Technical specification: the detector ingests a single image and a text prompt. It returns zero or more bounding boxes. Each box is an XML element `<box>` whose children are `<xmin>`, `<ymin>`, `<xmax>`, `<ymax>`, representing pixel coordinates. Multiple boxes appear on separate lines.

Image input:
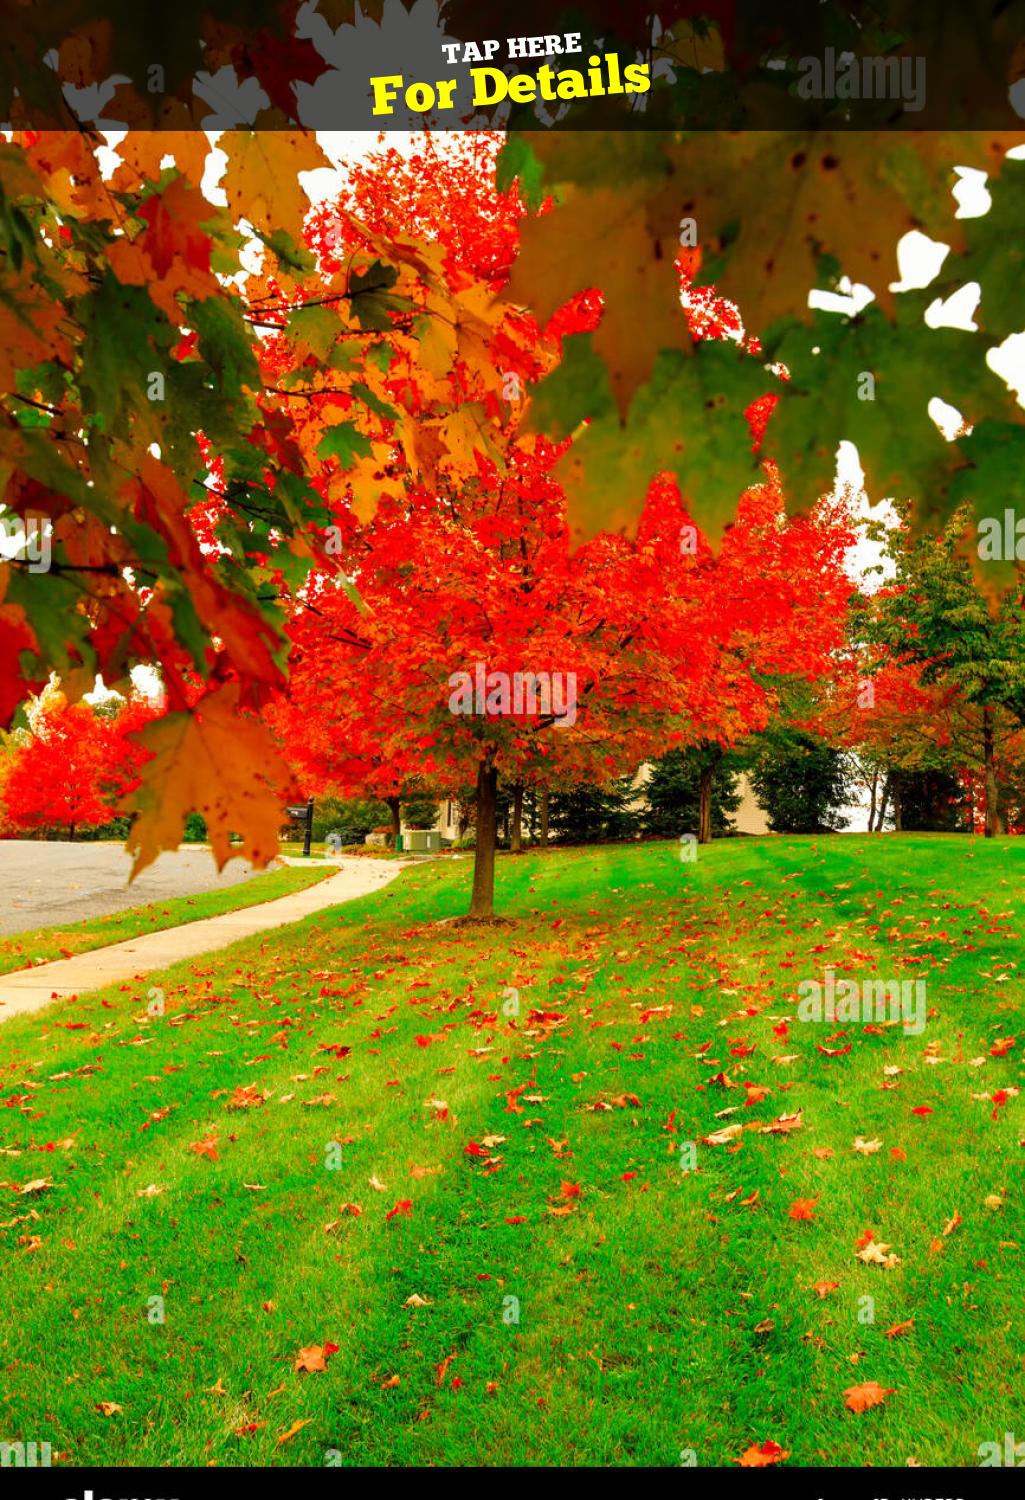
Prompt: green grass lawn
<box><xmin>0</xmin><ymin>834</ymin><xmax>1022</xmax><ymax>1468</ymax></box>
<box><xmin>0</xmin><ymin>864</ymin><xmax>335</xmax><ymax>976</ymax></box>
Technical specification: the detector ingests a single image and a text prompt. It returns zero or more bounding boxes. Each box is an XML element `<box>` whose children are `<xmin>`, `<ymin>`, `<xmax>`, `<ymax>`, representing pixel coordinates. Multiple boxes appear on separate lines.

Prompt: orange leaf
<box><xmin>844</xmin><ymin>1381</ymin><xmax>894</xmax><ymax>1413</ymax></box>
<box><xmin>276</xmin><ymin>1418</ymin><xmax>314</xmax><ymax>1446</ymax></box>
<box><xmin>737</xmin><ymin>1439</ymin><xmax>790</xmax><ymax>1467</ymax></box>
<box><xmin>125</xmin><ymin>680</ymin><xmax>293</xmax><ymax>878</ymax></box>
<box><xmin>294</xmin><ymin>1344</ymin><xmax>336</xmax><ymax>1374</ymax></box>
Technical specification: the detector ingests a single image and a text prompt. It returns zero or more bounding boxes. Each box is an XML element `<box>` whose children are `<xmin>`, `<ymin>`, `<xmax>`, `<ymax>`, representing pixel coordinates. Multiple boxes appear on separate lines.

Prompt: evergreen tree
<box><xmin>547</xmin><ymin>777</ymin><xmax>639</xmax><ymax>844</ymax></box>
<box><xmin>894</xmin><ymin>769</ymin><xmax>971</xmax><ymax>833</ymax></box>
<box><xmin>641</xmin><ymin>748</ymin><xmax>741</xmax><ymax>838</ymax></box>
<box><xmin>751</xmin><ymin>731</ymin><xmax>851</xmax><ymax>834</ymax></box>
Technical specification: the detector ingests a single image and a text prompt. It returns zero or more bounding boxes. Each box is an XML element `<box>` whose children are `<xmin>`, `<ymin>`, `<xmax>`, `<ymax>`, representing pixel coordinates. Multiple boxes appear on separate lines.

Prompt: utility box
<box><xmin>404</xmin><ymin>829</ymin><xmax>440</xmax><ymax>854</ymax></box>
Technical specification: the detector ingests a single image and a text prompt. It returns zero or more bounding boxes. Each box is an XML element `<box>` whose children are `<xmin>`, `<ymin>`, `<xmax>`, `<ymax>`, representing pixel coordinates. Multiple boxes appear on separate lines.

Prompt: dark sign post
<box><xmin>285</xmin><ymin>799</ymin><xmax>315</xmax><ymax>857</ymax></box>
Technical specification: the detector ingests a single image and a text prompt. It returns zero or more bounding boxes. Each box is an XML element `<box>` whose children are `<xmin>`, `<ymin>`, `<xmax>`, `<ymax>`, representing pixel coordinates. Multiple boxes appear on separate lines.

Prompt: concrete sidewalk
<box><xmin>0</xmin><ymin>857</ymin><xmax>407</xmax><ymax>1022</ymax></box>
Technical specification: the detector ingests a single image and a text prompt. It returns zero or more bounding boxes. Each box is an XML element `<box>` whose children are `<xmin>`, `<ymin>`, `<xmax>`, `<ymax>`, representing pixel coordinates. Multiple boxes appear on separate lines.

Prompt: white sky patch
<box><xmin>928</xmin><ymin>395</ymin><xmax>968</xmax><ymax>440</ymax></box>
<box><xmin>303</xmin><ymin>129</ymin><xmax>460</xmax><ymax>203</ymax></box>
<box><xmin>890</xmin><ymin>229</ymin><xmax>949</xmax><ymax>292</ymax></box>
<box><xmin>925</xmin><ymin>280</ymin><xmax>979</xmax><ymax>330</ymax></box>
<box><xmin>84</xmin><ymin>665</ymin><xmax>164</xmax><ymax>707</ymax></box>
<box><xmin>809</xmin><ymin>276</ymin><xmax>875</xmax><ymax>316</ymax></box>
<box><xmin>130</xmin><ymin>664</ymin><xmax>165</xmax><ymax>701</ymax></box>
<box><xmin>989</xmin><ymin>331</ymin><xmax>1025</xmax><ymax>403</ymax></box>
<box><xmin>952</xmin><ymin>165</ymin><xmax>991</xmax><ymax>217</ymax></box>
<box><xmin>837</xmin><ymin>443</ymin><xmax>898</xmax><ymax>593</ymax></box>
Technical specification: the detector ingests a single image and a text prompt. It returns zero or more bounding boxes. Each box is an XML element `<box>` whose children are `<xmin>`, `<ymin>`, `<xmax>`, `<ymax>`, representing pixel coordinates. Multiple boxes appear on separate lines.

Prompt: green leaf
<box><xmin>347</xmin><ymin>261</ymin><xmax>411</xmax><ymax>331</ymax></box>
<box><xmin>191</xmin><ymin>296</ymin><xmax>261</xmax><ymax>398</ymax></box>
<box><xmin>252</xmin><ymin>226</ymin><xmax>317</xmax><ymax>276</ymax></box>
<box><xmin>763</xmin><ymin>296</ymin><xmax>1020</xmax><ymax>510</ymax></box>
<box><xmin>495</xmin><ymin>135</ymin><xmax>546</xmax><ymax>210</ymax></box>
<box><xmin>349</xmin><ymin>380</ymin><xmax>397</xmax><ymax>421</ymax></box>
<box><xmin>528</xmin><ymin>333</ymin><xmax>617</xmax><ymax>436</ymax></box>
<box><xmin>285</xmin><ymin>303</ymin><xmax>344</xmax><ymax>362</ymax></box>
<box><xmin>317</xmin><ymin>423</ymin><xmax>374</xmax><ymax>467</ymax></box>
<box><xmin>77</xmin><ymin>274</ymin><xmax>165</xmax><ymax>421</ymax></box>
<box><xmin>542</xmin><ymin>342</ymin><xmax>773</xmax><ymax>540</ymax></box>
<box><xmin>936</xmin><ymin>157</ymin><xmax>1025</xmax><ymax>342</ymax></box>
<box><xmin>949</xmin><ymin>422</ymin><xmax>1025</xmax><ymax>590</ymax></box>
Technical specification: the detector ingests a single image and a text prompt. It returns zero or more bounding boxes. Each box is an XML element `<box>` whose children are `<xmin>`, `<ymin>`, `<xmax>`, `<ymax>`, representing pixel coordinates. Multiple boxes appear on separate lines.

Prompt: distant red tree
<box><xmin>2</xmin><ymin>692</ymin><xmax>158</xmax><ymax>840</ymax></box>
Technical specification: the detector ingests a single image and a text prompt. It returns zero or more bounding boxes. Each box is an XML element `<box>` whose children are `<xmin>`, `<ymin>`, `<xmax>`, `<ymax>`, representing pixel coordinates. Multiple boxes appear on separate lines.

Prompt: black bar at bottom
<box><xmin>2</xmin><ymin>1465</ymin><xmax>1021</xmax><ymax>1496</ymax></box>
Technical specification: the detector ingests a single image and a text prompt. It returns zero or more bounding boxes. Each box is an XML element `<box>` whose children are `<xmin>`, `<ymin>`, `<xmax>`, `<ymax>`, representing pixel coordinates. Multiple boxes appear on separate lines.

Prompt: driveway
<box><xmin>0</xmin><ymin>839</ymin><xmax>271</xmax><ymax>937</ymax></box>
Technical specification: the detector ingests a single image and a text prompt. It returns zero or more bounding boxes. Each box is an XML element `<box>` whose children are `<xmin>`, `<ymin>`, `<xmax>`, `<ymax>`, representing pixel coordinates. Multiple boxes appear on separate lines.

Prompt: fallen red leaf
<box><xmin>737</xmin><ymin>1439</ymin><xmax>790</xmax><ymax>1467</ymax></box>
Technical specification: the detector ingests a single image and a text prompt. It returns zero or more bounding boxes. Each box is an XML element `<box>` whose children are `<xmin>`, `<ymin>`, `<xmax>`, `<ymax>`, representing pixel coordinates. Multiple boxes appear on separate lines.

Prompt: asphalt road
<box><xmin>0</xmin><ymin>840</ymin><xmax>269</xmax><ymax>937</ymax></box>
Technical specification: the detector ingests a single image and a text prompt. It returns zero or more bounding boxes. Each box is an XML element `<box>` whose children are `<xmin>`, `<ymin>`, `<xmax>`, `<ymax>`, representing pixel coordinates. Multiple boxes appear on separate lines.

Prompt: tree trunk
<box><xmin>510</xmin><ymin>783</ymin><xmax>524</xmax><ymax>854</ymax></box>
<box><xmin>892</xmin><ymin>775</ymin><xmax>903</xmax><ymax>832</ymax></box>
<box><xmin>538</xmin><ymin>787</ymin><xmax>549</xmax><ymax>848</ymax></box>
<box><xmin>697</xmin><ymin>765</ymin><xmax>713</xmax><ymax>845</ymax></box>
<box><xmin>983</xmin><ymin>705</ymin><xmax>998</xmax><ymax>838</ymax></box>
<box><xmin>468</xmin><ymin>759</ymin><xmax>498</xmax><ymax>918</ymax></box>
<box><xmin>386</xmin><ymin>796</ymin><xmax>401</xmax><ymax>845</ymax></box>
<box><xmin>68</xmin><ymin>822</ymin><xmax>75</xmax><ymax>841</ymax></box>
<box><xmin>867</xmin><ymin>770</ymin><xmax>878</xmax><ymax>833</ymax></box>
<box><xmin>875</xmin><ymin>775</ymin><xmax>891</xmax><ymax>832</ymax></box>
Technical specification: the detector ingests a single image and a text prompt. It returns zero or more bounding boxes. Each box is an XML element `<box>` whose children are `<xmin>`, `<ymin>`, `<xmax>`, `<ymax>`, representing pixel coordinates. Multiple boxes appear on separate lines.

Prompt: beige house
<box><xmin>733</xmin><ymin>772</ymin><xmax>771</xmax><ymax>835</ymax></box>
<box><xmin>627</xmin><ymin>763</ymin><xmax>769</xmax><ymax>836</ymax></box>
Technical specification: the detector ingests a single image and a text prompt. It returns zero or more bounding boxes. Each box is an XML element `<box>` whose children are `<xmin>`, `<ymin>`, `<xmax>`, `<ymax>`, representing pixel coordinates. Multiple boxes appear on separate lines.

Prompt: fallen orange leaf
<box><xmin>844</xmin><ymin>1381</ymin><xmax>894</xmax><ymax>1413</ymax></box>
<box><xmin>737</xmin><ymin>1439</ymin><xmax>790</xmax><ymax>1467</ymax></box>
<box><xmin>276</xmin><ymin>1418</ymin><xmax>313</xmax><ymax>1446</ymax></box>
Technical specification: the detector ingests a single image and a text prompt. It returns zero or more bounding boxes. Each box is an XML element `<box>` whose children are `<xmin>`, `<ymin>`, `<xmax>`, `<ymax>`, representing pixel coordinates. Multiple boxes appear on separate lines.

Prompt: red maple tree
<box><xmin>2</xmin><ymin>691</ymin><xmax>158</xmax><ymax>840</ymax></box>
<box><xmin>267</xmin><ymin>141</ymin><xmax>856</xmax><ymax>917</ymax></box>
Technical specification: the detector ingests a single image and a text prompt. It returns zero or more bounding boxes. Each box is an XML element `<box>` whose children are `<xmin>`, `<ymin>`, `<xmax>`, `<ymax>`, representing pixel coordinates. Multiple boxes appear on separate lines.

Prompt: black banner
<box><xmin>1</xmin><ymin>0</ymin><xmax>1024</xmax><ymax>131</ymax></box>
